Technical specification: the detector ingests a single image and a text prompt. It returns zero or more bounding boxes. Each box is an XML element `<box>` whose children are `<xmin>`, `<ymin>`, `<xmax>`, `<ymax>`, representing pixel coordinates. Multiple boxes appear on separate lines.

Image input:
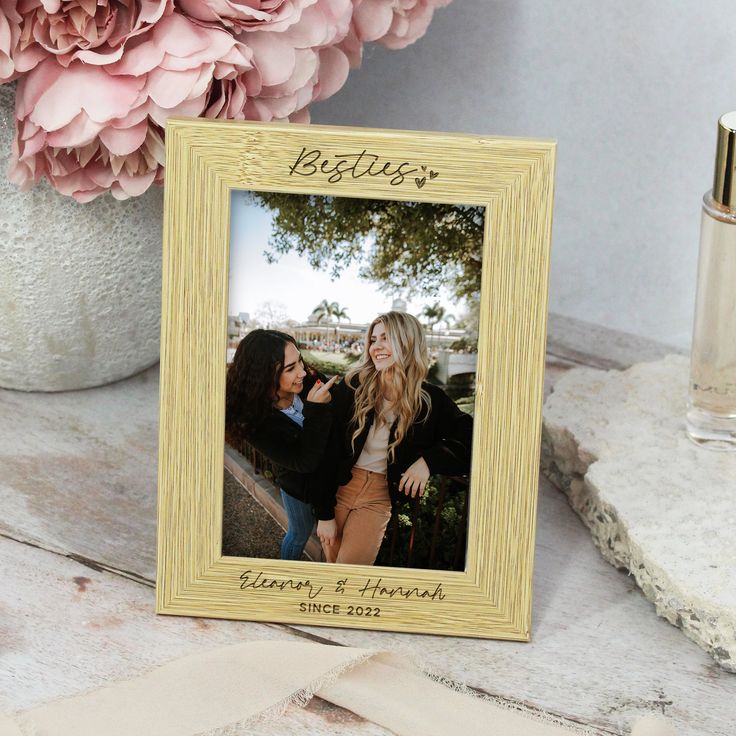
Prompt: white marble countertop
<box><xmin>1</xmin><ymin>315</ymin><xmax>733</xmax><ymax>736</ymax></box>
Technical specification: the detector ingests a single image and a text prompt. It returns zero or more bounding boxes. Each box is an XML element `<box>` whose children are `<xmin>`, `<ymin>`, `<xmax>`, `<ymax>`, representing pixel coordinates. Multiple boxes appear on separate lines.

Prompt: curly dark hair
<box><xmin>226</xmin><ymin>329</ymin><xmax>310</xmax><ymax>444</ymax></box>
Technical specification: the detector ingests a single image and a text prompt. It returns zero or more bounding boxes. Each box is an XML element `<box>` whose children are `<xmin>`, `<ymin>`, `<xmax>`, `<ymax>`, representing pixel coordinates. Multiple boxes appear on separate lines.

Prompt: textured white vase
<box><xmin>0</xmin><ymin>83</ymin><xmax>163</xmax><ymax>391</ymax></box>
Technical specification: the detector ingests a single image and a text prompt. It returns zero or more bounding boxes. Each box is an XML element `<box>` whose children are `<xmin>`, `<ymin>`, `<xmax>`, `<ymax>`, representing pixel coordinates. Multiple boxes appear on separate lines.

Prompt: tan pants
<box><xmin>323</xmin><ymin>467</ymin><xmax>392</xmax><ymax>565</ymax></box>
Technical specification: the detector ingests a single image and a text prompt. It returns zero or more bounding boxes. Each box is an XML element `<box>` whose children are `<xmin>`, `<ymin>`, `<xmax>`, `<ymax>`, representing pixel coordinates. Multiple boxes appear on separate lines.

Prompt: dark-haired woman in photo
<box><xmin>319</xmin><ymin>311</ymin><xmax>473</xmax><ymax>566</ymax></box>
<box><xmin>225</xmin><ymin>330</ymin><xmax>337</xmax><ymax>561</ymax></box>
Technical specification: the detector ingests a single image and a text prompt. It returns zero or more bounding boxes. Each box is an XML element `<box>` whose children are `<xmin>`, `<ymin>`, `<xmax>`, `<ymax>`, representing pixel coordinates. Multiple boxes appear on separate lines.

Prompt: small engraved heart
<box><xmin>429</xmin><ymin>170</ymin><xmax>439</xmax><ymax>180</ymax></box>
<box><xmin>415</xmin><ymin>176</ymin><xmax>427</xmax><ymax>189</ymax></box>
<box><xmin>421</xmin><ymin>165</ymin><xmax>427</xmax><ymax>172</ymax></box>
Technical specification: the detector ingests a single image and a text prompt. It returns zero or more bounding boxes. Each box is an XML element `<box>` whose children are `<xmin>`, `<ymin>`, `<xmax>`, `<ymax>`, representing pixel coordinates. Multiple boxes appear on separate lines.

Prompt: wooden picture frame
<box><xmin>156</xmin><ymin>119</ymin><xmax>555</xmax><ymax>639</ymax></box>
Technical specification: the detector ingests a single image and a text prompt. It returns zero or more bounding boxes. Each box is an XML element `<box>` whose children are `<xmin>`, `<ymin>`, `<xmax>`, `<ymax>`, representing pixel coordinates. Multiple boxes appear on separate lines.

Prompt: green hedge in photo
<box><xmin>301</xmin><ymin>349</ymin><xmax>357</xmax><ymax>377</ymax></box>
<box><xmin>375</xmin><ymin>475</ymin><xmax>468</xmax><ymax>571</ymax></box>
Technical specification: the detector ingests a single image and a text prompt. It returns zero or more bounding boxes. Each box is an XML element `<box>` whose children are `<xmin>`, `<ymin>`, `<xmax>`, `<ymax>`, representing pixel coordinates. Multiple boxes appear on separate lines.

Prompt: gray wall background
<box><xmin>312</xmin><ymin>1</ymin><xmax>733</xmax><ymax>349</ymax></box>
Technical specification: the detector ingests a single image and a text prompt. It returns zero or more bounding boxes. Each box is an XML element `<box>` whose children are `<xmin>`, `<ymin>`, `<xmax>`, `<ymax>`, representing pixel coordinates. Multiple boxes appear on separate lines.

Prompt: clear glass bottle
<box><xmin>686</xmin><ymin>112</ymin><xmax>736</xmax><ymax>450</ymax></box>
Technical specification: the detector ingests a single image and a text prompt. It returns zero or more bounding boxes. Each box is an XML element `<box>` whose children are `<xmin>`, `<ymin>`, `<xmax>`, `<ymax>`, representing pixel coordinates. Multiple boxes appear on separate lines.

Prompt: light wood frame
<box><xmin>156</xmin><ymin>119</ymin><xmax>555</xmax><ymax>639</ymax></box>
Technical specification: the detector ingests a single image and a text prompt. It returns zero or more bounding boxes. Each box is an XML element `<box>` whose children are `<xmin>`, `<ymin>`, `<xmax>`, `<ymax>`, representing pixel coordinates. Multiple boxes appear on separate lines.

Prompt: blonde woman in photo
<box><xmin>317</xmin><ymin>311</ymin><xmax>473</xmax><ymax>566</ymax></box>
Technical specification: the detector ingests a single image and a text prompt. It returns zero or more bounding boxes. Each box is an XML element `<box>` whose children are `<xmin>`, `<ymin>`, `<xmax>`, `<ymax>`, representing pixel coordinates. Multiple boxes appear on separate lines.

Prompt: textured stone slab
<box><xmin>541</xmin><ymin>354</ymin><xmax>736</xmax><ymax>672</ymax></box>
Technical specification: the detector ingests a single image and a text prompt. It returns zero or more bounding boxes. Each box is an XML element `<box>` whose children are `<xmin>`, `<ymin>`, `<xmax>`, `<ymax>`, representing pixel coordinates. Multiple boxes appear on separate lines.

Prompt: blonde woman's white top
<box><xmin>355</xmin><ymin>407</ymin><xmax>395</xmax><ymax>475</ymax></box>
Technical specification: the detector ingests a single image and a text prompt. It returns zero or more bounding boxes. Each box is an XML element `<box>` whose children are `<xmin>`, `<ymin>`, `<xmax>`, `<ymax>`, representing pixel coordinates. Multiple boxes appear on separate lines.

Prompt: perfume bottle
<box><xmin>686</xmin><ymin>112</ymin><xmax>736</xmax><ymax>450</ymax></box>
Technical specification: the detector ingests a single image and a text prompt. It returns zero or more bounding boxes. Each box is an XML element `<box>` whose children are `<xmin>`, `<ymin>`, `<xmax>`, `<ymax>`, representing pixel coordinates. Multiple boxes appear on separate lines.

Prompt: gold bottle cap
<box><xmin>712</xmin><ymin>111</ymin><xmax>736</xmax><ymax>208</ymax></box>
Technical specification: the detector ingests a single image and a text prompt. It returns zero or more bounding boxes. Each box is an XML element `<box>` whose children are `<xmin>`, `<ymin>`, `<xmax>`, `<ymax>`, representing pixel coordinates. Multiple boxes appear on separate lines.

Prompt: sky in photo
<box><xmin>228</xmin><ymin>190</ymin><xmax>465</xmax><ymax>326</ymax></box>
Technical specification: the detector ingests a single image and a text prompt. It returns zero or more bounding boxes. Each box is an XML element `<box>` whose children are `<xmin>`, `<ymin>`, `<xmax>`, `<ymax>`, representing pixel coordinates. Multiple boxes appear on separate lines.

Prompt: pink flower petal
<box><xmin>144</xmin><ymin>93</ymin><xmax>207</xmax><ymax>126</ymax></box>
<box><xmin>256</xmin><ymin>90</ymin><xmax>299</xmax><ymax>118</ymax></box>
<box><xmin>177</xmin><ymin>0</ymin><xmax>313</xmax><ymax>31</ymax></box>
<box><xmin>75</xmin><ymin>44</ymin><xmax>126</xmax><ymax>66</ymax></box>
<box><xmin>352</xmin><ymin>0</ymin><xmax>393</xmax><ymax>42</ymax></box>
<box><xmin>46</xmin><ymin>111</ymin><xmax>104</xmax><ymax>147</ymax></box>
<box><xmin>50</xmin><ymin>168</ymin><xmax>100</xmax><ymax>198</ymax></box>
<box><xmin>15</xmin><ymin>58</ymin><xmax>64</xmax><ymax>118</ymax></box>
<box><xmin>73</xmin><ymin>189</ymin><xmax>105</xmax><ymax>203</ymax></box>
<box><xmin>146</xmin><ymin>65</ymin><xmax>204</xmax><ymax>108</ymax></box>
<box><xmin>152</xmin><ymin>14</ymin><xmax>216</xmax><ymax>59</ymax></box>
<box><xmin>114</xmin><ymin>168</ymin><xmax>156</xmax><ymax>198</ymax></box>
<box><xmin>85</xmin><ymin>160</ymin><xmax>116</xmax><ymax>187</ymax></box>
<box><xmin>18</xmin><ymin>126</ymin><xmax>48</xmax><ymax>159</ymax></box>
<box><xmin>144</xmin><ymin>126</ymin><xmax>165</xmax><ymax>163</ymax></box>
<box><xmin>190</xmin><ymin>63</ymin><xmax>216</xmax><ymax>97</ymax></box>
<box><xmin>293</xmin><ymin>80</ymin><xmax>315</xmax><ymax>109</ymax></box>
<box><xmin>377</xmin><ymin>0</ymin><xmax>450</xmax><ymax>49</ymax></box>
<box><xmin>337</xmin><ymin>27</ymin><xmax>363</xmax><ymax>68</ymax></box>
<box><xmin>313</xmin><ymin>45</ymin><xmax>348</xmax><ymax>101</ymax></box>
<box><xmin>243</xmin><ymin>67</ymin><xmax>262</xmax><ymax>96</ymax></box>
<box><xmin>175</xmin><ymin>0</ymin><xmax>221</xmax><ymax>24</ymax></box>
<box><xmin>0</xmin><ymin>57</ymin><xmax>15</xmax><ymax>84</ymax></box>
<box><xmin>98</xmin><ymin>119</ymin><xmax>148</xmax><ymax>155</ymax></box>
<box><xmin>0</xmin><ymin>14</ymin><xmax>14</xmax><ymax>78</ymax></box>
<box><xmin>17</xmin><ymin>118</ymin><xmax>40</xmax><ymax>143</ymax></box>
<box><xmin>279</xmin><ymin>0</ymin><xmax>351</xmax><ymax>48</ymax></box>
<box><xmin>213</xmin><ymin>40</ymin><xmax>253</xmax><ymax>77</ymax></box>
<box><xmin>13</xmin><ymin>44</ymin><xmax>54</xmax><ymax>74</ymax></box>
<box><xmin>106</xmin><ymin>13</ymin><xmax>209</xmax><ymax>76</ymax></box>
<box><xmin>243</xmin><ymin>97</ymin><xmax>273</xmax><ymax>121</ymax></box>
<box><xmin>31</xmin><ymin>64</ymin><xmax>144</xmax><ymax>130</ymax></box>
<box><xmin>8</xmin><ymin>154</ymin><xmax>43</xmax><ymax>188</ymax></box>
<box><xmin>40</xmin><ymin>0</ymin><xmax>63</xmax><ymax>13</ymax></box>
<box><xmin>247</xmin><ymin>31</ymin><xmax>296</xmax><ymax>86</ymax></box>
<box><xmin>109</xmin><ymin>105</ymin><xmax>150</xmax><ymax>128</ymax></box>
<box><xmin>289</xmin><ymin>106</ymin><xmax>310</xmax><ymax>124</ymax></box>
<box><xmin>137</xmin><ymin>0</ymin><xmax>172</xmax><ymax>25</ymax></box>
<box><xmin>77</xmin><ymin>0</ymin><xmax>98</xmax><ymax>15</ymax></box>
<box><xmin>157</xmin><ymin>29</ymin><xmax>235</xmax><ymax>72</ymax></box>
<box><xmin>261</xmin><ymin>47</ymin><xmax>316</xmax><ymax>95</ymax></box>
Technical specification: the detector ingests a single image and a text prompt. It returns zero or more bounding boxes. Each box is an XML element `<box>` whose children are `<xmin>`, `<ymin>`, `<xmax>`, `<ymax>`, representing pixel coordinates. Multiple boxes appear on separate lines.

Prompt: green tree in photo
<box><xmin>250</xmin><ymin>192</ymin><xmax>484</xmax><ymax>302</ymax></box>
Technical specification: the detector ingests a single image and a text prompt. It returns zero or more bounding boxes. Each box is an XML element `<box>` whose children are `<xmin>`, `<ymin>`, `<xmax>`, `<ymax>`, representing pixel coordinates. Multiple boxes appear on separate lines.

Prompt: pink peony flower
<box><xmin>5</xmin><ymin>0</ymin><xmax>451</xmax><ymax>200</ymax></box>
<box><xmin>177</xmin><ymin>0</ymin><xmax>317</xmax><ymax>33</ymax></box>
<box><xmin>1</xmin><ymin>0</ymin><xmax>23</xmax><ymax>82</ymax></box>
<box><xmin>208</xmin><ymin>43</ymin><xmax>348</xmax><ymax>122</ymax></box>
<box><xmin>10</xmin><ymin>13</ymin><xmax>253</xmax><ymax>201</ymax></box>
<box><xmin>352</xmin><ymin>0</ymin><xmax>449</xmax><ymax>50</ymax></box>
<box><xmin>217</xmin><ymin>0</ymin><xmax>350</xmax><ymax>121</ymax></box>
<box><xmin>11</xmin><ymin>0</ymin><xmax>173</xmax><ymax>72</ymax></box>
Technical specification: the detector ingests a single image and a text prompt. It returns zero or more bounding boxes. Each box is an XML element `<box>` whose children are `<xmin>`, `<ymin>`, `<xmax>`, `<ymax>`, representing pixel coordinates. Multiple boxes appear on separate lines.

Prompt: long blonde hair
<box><xmin>345</xmin><ymin>311</ymin><xmax>431</xmax><ymax>461</ymax></box>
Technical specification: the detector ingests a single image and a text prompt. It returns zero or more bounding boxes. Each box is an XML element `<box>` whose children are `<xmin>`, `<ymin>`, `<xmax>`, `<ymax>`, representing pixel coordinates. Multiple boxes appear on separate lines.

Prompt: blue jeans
<box><xmin>280</xmin><ymin>490</ymin><xmax>315</xmax><ymax>561</ymax></box>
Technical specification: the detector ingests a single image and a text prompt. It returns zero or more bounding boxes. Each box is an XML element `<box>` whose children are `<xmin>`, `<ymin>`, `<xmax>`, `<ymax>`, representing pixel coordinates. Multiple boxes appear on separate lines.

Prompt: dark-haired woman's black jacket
<box><xmin>244</xmin><ymin>374</ymin><xmax>335</xmax><ymax>520</ymax></box>
<box><xmin>323</xmin><ymin>379</ymin><xmax>473</xmax><ymax>511</ymax></box>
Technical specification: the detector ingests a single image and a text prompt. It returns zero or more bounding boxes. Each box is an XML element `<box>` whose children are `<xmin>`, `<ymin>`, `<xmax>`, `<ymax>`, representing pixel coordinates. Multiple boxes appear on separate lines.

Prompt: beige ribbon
<box><xmin>1</xmin><ymin>640</ymin><xmax>676</xmax><ymax>736</ymax></box>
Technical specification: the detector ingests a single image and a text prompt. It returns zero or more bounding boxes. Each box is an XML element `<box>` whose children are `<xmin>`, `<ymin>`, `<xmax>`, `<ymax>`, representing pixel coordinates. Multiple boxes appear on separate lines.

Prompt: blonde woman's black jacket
<box><xmin>244</xmin><ymin>373</ymin><xmax>335</xmax><ymax>520</ymax></box>
<box><xmin>323</xmin><ymin>379</ymin><xmax>473</xmax><ymax>511</ymax></box>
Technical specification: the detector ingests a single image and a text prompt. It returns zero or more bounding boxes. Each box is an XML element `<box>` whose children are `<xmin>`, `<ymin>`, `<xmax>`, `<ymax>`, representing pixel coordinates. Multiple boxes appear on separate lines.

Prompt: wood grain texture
<box><xmin>0</xmin><ymin>536</ymin><xmax>389</xmax><ymax>735</ymax></box>
<box><xmin>156</xmin><ymin>120</ymin><xmax>556</xmax><ymax>639</ymax></box>
<box><xmin>0</xmin><ymin>365</ymin><xmax>159</xmax><ymax>580</ymax></box>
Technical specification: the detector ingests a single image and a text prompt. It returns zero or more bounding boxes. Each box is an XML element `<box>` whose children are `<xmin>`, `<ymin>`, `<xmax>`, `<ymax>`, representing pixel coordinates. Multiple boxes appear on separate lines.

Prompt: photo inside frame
<box><xmin>222</xmin><ymin>189</ymin><xmax>485</xmax><ymax>573</ymax></box>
